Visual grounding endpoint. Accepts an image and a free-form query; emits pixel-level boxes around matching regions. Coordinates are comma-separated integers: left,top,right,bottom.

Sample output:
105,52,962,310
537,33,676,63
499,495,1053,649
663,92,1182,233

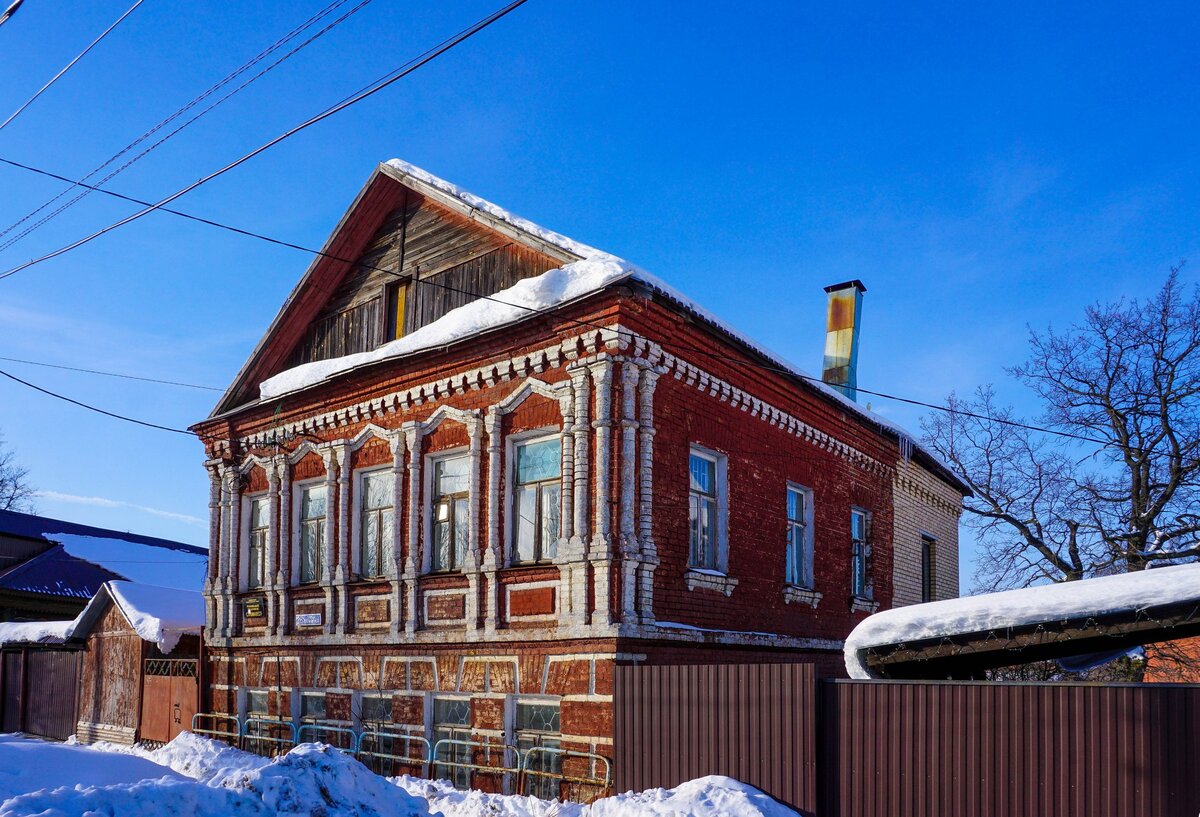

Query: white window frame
241,492,269,592
687,445,729,573
850,506,872,600
785,483,815,589
351,466,395,580
505,428,564,566
291,479,328,586
424,447,471,575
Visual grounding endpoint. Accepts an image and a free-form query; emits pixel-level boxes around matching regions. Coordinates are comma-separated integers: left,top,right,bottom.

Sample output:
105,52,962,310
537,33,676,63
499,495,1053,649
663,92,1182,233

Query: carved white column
483,409,502,636
589,359,614,627
204,462,222,639
227,469,243,637
563,366,591,627
217,466,233,638
265,460,282,635
464,415,483,631
276,458,292,637
636,367,661,624
559,392,575,542
334,443,352,636
618,362,640,623
570,367,591,546
389,432,406,637
322,449,338,635
403,423,422,634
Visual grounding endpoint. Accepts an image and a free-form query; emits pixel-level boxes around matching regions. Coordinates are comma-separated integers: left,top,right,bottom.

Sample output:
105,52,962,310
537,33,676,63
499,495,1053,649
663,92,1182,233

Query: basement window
300,692,327,721
515,701,562,800
359,694,392,726
246,689,269,717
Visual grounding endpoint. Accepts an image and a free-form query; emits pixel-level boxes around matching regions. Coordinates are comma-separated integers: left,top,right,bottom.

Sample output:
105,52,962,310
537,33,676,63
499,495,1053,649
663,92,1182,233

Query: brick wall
891,459,962,605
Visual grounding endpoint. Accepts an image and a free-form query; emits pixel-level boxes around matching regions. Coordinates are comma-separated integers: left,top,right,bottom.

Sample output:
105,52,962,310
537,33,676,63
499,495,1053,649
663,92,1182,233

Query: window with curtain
513,437,561,564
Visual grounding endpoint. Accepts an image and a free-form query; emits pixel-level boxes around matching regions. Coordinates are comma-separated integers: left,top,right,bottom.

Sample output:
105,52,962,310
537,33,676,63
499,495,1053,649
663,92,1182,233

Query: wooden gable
211,164,578,415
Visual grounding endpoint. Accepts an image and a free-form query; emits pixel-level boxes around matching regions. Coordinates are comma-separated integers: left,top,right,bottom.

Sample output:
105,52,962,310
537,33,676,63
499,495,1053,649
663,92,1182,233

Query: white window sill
850,596,880,614
684,569,738,596
783,586,822,608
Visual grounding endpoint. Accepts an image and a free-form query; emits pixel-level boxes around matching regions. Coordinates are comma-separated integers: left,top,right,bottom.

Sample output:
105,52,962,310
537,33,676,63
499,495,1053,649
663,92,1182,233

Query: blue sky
0,1,1196,589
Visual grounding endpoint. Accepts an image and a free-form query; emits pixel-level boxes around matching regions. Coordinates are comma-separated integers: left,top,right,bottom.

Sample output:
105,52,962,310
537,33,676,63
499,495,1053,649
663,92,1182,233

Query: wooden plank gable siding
288,195,563,369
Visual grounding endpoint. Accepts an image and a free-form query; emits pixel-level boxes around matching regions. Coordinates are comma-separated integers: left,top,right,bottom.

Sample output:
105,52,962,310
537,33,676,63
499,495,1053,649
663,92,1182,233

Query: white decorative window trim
684,568,738,596
850,596,880,614
783,586,822,608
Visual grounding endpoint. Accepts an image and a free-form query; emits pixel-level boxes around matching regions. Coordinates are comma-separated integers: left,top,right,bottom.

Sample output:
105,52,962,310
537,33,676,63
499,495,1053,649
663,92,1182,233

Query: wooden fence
613,663,1200,817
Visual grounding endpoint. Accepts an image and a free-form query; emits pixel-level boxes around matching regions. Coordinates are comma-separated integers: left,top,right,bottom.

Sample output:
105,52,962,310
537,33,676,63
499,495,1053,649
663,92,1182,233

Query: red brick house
191,159,966,784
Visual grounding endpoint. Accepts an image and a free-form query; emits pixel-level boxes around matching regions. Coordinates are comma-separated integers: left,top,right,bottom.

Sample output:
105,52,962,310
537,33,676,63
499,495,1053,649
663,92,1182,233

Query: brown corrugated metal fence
614,663,819,814
614,664,1200,817
0,647,81,741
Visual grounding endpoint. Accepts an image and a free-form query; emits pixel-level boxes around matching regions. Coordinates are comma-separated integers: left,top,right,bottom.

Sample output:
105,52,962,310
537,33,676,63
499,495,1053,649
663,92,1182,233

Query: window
921,535,937,603
359,470,394,578
785,486,813,588
298,485,327,584
688,448,725,571
515,702,562,800
386,281,409,340
246,689,268,716
360,694,392,726
432,696,472,789
300,692,326,721
513,437,561,563
431,456,470,572
851,508,872,598
247,497,269,590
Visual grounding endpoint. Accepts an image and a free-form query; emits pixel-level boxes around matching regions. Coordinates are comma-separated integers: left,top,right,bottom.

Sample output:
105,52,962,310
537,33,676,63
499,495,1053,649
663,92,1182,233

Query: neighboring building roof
0,509,207,592
0,543,123,599
0,619,74,647
71,581,205,655
206,159,969,494
844,563,1200,679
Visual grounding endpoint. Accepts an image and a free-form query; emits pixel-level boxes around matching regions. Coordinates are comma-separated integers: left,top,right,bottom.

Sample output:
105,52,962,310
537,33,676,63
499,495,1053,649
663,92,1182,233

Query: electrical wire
0,0,146,132
0,0,373,252
0,0,530,283
0,155,1114,448
0,355,221,391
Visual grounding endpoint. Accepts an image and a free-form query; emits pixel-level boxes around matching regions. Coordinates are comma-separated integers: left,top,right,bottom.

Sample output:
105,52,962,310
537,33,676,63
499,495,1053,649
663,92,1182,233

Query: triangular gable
208,162,583,416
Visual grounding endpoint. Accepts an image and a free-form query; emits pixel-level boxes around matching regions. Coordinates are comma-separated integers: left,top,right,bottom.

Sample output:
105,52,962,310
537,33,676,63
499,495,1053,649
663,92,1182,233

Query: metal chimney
822,280,866,401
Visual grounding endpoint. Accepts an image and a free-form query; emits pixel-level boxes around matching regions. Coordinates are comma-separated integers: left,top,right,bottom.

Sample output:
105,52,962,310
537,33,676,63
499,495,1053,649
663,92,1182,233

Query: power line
0,159,1114,449
0,0,146,132
0,355,221,391
0,0,373,252
0,0,530,283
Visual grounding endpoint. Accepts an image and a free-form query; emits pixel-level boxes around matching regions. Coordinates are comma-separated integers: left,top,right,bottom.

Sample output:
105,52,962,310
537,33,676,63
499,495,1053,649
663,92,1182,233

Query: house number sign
294,612,323,627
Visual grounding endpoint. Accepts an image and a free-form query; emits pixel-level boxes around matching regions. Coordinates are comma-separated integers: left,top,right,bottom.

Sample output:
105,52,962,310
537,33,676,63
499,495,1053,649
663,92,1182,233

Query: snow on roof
259,160,964,490
0,543,123,599
73,580,205,654
843,563,1200,679
0,618,74,647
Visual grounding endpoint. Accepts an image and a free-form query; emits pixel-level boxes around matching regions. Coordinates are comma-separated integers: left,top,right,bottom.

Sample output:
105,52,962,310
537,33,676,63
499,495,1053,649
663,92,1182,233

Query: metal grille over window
432,697,472,789
851,508,871,598
688,452,719,570
432,456,470,572
299,485,327,583
248,497,269,589
360,471,394,578
516,702,562,800
514,438,561,563
786,487,812,588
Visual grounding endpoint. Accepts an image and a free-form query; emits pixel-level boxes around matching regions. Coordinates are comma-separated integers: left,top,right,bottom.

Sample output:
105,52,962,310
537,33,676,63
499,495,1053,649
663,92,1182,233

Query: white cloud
35,491,205,527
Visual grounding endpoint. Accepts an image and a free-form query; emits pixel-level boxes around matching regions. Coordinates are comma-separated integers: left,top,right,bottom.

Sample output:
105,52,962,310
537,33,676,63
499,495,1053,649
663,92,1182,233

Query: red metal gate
139,659,198,744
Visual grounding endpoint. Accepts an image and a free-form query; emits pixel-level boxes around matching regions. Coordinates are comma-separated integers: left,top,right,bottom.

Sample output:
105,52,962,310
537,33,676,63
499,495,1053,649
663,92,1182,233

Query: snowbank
0,734,185,804
394,775,584,817
844,563,1200,679
100,580,204,654
591,776,799,817
0,619,73,647
91,731,269,784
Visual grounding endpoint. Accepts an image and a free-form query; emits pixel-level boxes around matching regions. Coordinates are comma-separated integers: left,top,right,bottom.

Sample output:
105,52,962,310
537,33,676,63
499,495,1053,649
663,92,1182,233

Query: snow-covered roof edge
71,580,205,655
843,563,1200,679
0,619,74,647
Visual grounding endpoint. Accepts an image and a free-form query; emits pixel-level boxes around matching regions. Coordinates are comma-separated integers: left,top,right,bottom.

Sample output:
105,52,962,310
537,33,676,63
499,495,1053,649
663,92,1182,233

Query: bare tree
0,433,33,512
923,270,1200,592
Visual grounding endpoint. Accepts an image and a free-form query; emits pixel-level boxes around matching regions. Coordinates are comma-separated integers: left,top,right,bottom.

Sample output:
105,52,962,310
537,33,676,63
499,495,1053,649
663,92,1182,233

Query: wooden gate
139,659,197,744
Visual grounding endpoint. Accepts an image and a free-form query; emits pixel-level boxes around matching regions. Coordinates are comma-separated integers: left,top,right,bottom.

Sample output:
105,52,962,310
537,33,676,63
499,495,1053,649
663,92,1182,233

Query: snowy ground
0,732,798,817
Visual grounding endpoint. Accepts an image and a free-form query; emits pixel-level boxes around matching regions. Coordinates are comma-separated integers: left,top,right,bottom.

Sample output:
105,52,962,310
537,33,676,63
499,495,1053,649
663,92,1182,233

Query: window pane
301,521,322,583
541,484,560,559
787,489,805,523
301,486,326,521
851,509,867,542
433,517,451,571
302,693,326,720
361,695,391,723
515,485,537,562
247,690,268,714
435,457,470,495
516,702,560,732
362,513,380,576
516,438,561,484
362,471,393,511
689,453,715,495
453,497,469,567
251,498,269,530
433,697,470,726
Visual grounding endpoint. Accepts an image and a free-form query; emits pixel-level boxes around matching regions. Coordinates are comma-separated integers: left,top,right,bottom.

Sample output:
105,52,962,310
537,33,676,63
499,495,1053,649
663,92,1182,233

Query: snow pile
261,257,638,400
0,734,185,804
394,775,583,817
95,580,205,654
53,532,207,591
0,619,73,646
844,563,1200,679
91,731,269,784
1,777,264,817
591,776,798,817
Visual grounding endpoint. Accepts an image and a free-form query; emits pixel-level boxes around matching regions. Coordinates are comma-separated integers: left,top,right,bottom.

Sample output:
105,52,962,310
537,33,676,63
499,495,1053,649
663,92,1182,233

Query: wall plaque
295,612,323,627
